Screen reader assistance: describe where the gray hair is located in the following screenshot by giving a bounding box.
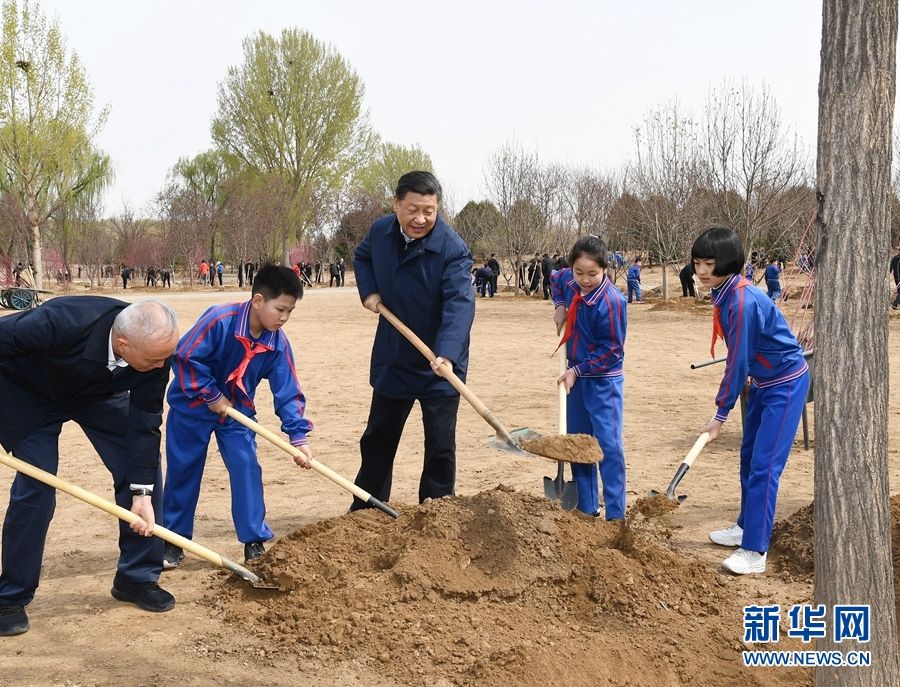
[113,300,178,340]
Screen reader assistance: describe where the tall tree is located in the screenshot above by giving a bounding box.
[815,0,900,684]
[211,27,376,260]
[0,0,110,288]
[702,80,811,252]
[169,149,229,259]
[353,141,434,212]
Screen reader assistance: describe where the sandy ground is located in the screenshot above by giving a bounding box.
[0,266,897,686]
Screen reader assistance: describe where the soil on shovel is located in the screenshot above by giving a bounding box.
[209,487,814,687]
[521,434,605,463]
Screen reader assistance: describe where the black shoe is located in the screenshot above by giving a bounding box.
[244,541,265,562]
[110,575,175,612]
[0,604,29,636]
[163,542,184,570]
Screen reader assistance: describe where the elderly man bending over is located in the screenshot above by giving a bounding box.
[0,297,179,636]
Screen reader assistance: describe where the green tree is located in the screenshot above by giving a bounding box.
[0,0,110,288]
[353,141,434,212]
[211,28,376,259]
[168,149,229,259]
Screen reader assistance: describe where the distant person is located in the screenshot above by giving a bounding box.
[764,256,782,301]
[540,253,556,300]
[216,261,224,286]
[527,253,541,295]
[145,268,157,288]
[626,258,644,304]
[162,264,314,568]
[487,254,501,296]
[890,247,900,310]
[555,253,569,270]
[12,262,23,286]
[121,266,132,290]
[692,227,809,575]
[551,235,627,519]
[314,262,322,283]
[339,258,346,287]
[679,261,695,298]
[199,260,209,286]
[329,262,340,287]
[350,171,475,510]
[474,263,494,297]
[160,269,171,289]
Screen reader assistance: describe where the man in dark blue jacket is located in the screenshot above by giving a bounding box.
[351,171,475,509]
[0,297,180,636]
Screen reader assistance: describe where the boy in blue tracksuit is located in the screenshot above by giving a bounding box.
[162,264,314,567]
[626,258,644,303]
[551,236,628,519]
[764,256,782,301]
[693,228,809,575]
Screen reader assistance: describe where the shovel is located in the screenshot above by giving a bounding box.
[224,406,398,518]
[0,451,277,589]
[649,432,710,503]
[375,302,540,455]
[543,353,578,510]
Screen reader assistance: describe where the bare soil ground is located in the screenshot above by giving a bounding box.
[1,266,900,686]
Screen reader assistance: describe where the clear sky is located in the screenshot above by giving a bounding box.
[41,0,823,216]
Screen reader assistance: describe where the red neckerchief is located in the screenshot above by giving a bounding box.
[711,276,751,357]
[554,290,583,355]
[225,336,271,397]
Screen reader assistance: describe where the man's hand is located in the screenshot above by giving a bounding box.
[699,418,724,442]
[554,305,567,336]
[363,293,381,313]
[431,357,454,378]
[557,368,577,395]
[208,397,232,417]
[293,443,313,469]
[130,495,155,537]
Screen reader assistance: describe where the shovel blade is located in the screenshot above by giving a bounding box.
[543,463,579,511]
[486,427,543,455]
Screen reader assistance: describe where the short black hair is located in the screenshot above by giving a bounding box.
[691,227,745,276]
[569,235,608,269]
[251,263,304,301]
[395,171,441,203]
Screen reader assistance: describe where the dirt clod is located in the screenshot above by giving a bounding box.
[521,434,605,463]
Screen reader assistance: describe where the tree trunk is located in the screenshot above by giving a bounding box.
[661,263,669,300]
[25,183,44,290]
[815,1,900,684]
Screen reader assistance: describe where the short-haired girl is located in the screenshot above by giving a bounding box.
[551,235,628,519]
[693,227,809,575]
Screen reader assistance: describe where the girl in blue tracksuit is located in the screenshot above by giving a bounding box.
[551,236,628,519]
[693,228,809,575]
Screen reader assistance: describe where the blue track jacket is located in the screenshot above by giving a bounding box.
[355,213,475,399]
[167,301,313,444]
[711,274,807,422]
[551,270,627,377]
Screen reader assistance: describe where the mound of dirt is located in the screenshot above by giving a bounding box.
[769,503,814,580]
[648,297,713,315]
[208,487,811,687]
[632,493,682,518]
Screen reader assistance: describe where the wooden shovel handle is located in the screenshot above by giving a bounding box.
[223,407,398,518]
[375,302,519,447]
[683,432,710,469]
[558,352,567,436]
[0,451,262,585]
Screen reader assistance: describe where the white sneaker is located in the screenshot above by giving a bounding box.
[709,523,743,547]
[722,548,767,575]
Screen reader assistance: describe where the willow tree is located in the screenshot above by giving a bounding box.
[815,0,900,684]
[211,28,376,260]
[0,0,110,288]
